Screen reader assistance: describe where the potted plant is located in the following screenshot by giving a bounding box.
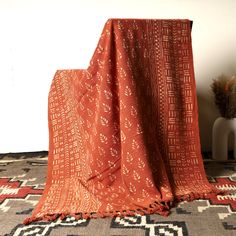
[211,74,236,160]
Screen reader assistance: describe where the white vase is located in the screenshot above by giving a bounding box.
[212,117,236,160]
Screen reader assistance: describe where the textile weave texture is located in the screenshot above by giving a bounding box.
[24,19,224,224]
[1,153,236,236]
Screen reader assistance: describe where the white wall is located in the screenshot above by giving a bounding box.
[0,0,236,153]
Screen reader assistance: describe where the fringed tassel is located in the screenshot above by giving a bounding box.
[23,188,227,225]
[23,216,42,225]
[23,213,59,225]
[175,188,229,203]
[23,199,171,225]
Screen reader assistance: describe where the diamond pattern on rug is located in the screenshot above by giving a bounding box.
[111,215,188,236]
[7,218,90,236]
[0,177,43,204]
[0,154,236,236]
[209,177,236,211]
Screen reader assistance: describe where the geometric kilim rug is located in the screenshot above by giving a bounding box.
[0,152,235,236]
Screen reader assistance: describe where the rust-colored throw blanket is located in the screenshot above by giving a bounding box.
[24,19,224,224]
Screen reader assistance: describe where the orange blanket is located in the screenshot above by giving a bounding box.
[24,19,224,224]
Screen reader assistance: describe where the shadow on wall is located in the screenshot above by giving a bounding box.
[197,88,234,152]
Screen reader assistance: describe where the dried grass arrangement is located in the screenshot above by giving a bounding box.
[211,74,236,119]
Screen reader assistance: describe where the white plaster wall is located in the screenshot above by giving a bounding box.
[0,0,235,152]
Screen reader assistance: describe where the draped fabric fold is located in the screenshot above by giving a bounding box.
[24,19,224,224]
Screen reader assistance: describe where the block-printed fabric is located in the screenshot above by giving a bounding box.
[24,19,224,224]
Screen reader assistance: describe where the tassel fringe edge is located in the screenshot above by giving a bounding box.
[23,188,228,225]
